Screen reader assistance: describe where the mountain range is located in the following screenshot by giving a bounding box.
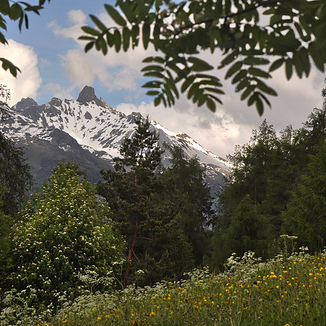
[0,86,231,194]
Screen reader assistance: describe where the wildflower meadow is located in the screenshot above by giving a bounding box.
[2,247,324,326]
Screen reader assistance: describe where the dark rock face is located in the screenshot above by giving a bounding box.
[15,98,38,112]
[77,86,105,107]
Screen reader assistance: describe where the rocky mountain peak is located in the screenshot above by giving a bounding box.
[77,86,105,107]
[15,97,38,112]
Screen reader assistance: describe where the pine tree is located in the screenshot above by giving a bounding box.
[283,141,326,253]
[160,145,213,266]
[98,118,197,286]
[98,116,168,285]
[0,131,33,216]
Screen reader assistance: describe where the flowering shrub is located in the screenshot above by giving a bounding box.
[4,162,125,311]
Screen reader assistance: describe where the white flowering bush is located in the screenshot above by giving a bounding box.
[5,162,125,310]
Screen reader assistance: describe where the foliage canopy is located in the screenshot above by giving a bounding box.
[80,0,326,115]
[6,162,125,308]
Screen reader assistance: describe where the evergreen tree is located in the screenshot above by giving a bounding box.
[0,131,33,217]
[98,118,199,286]
[98,116,173,285]
[6,162,124,308]
[283,138,326,253]
[160,145,213,266]
[213,195,273,268]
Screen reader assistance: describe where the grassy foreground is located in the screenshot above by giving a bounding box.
[42,248,326,326]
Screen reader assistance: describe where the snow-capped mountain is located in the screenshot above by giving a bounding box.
[1,86,230,193]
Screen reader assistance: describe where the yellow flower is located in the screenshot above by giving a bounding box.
[97,317,102,321]
[149,311,156,317]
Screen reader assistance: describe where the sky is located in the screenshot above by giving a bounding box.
[0,0,325,159]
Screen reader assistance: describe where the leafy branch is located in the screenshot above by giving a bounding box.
[80,0,326,115]
[0,0,51,77]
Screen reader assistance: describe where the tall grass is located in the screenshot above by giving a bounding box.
[2,247,326,325]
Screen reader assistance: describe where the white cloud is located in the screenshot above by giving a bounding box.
[116,98,253,158]
[0,40,42,105]
[44,82,74,100]
[48,9,87,40]
[48,9,156,97]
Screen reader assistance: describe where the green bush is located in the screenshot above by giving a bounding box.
[5,162,125,310]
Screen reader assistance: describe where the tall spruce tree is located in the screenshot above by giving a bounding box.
[98,116,194,286]
[283,141,326,253]
[0,131,33,217]
[160,145,213,266]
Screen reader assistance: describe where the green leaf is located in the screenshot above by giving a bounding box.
[78,36,96,41]
[219,50,238,67]
[89,15,107,32]
[255,96,264,116]
[209,94,223,105]
[131,25,140,47]
[84,42,94,53]
[309,42,325,72]
[141,65,165,72]
[243,57,269,66]
[181,75,196,93]
[187,83,199,100]
[118,1,136,23]
[104,4,126,26]
[0,57,21,77]
[269,58,284,72]
[240,85,255,101]
[206,98,216,112]
[154,95,162,106]
[299,47,310,76]
[114,29,121,52]
[204,87,224,95]
[285,59,293,80]
[81,26,101,36]
[143,23,150,50]
[225,61,243,79]
[232,70,247,84]
[146,90,160,96]
[122,26,130,52]
[0,0,10,15]
[255,79,277,96]
[248,92,258,106]
[0,31,7,45]
[100,38,108,55]
[9,3,22,20]
[142,81,162,88]
[142,56,165,64]
[188,57,214,71]
[106,31,114,47]
[166,77,179,98]
[248,67,271,79]
[235,77,250,92]
[293,51,303,78]
[143,71,165,78]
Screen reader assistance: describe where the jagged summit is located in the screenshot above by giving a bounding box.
[15,97,38,111]
[77,86,105,107]
[1,88,230,193]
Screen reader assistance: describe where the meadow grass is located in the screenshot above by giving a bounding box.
[41,248,326,326]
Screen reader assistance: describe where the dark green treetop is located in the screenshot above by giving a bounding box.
[0,131,33,217]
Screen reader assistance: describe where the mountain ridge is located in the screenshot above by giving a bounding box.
[1,86,230,193]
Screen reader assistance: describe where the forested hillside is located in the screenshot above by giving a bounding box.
[212,85,326,268]
[0,85,326,324]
